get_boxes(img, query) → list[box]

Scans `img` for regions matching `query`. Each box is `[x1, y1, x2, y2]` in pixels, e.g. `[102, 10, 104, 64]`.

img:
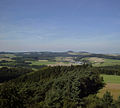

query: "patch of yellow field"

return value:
[88, 57, 104, 63]
[55, 57, 73, 62]
[0, 54, 15, 58]
[48, 62, 74, 66]
[97, 83, 120, 100]
[63, 57, 73, 61]
[68, 52, 90, 55]
[38, 60, 48, 62]
[0, 58, 13, 61]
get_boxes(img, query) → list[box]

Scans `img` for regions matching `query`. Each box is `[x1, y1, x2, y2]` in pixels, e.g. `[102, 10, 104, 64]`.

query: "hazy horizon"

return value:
[0, 0, 120, 53]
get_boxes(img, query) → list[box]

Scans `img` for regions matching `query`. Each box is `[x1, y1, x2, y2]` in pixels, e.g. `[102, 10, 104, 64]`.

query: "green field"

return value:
[0, 66, 3, 68]
[98, 74, 120, 99]
[82, 57, 120, 67]
[4, 54, 16, 58]
[0, 58, 13, 61]
[101, 74, 120, 83]
[29, 60, 56, 65]
[94, 59, 120, 67]
[0, 54, 16, 58]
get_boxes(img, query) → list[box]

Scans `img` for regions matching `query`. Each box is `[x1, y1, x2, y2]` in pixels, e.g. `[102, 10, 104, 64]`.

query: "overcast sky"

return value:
[0, 0, 120, 53]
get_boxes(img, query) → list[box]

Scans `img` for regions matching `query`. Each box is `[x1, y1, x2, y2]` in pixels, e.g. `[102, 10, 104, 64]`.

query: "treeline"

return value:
[74, 54, 120, 61]
[13, 52, 73, 61]
[0, 67, 32, 83]
[80, 91, 120, 108]
[1, 65, 120, 107]
[98, 65, 120, 75]
[0, 65, 104, 108]
[0, 60, 46, 69]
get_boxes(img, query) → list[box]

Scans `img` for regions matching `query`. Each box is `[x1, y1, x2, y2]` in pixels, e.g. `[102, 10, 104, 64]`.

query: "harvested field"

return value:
[88, 57, 104, 63]
[98, 83, 120, 100]
[48, 62, 73, 66]
[0, 58, 13, 61]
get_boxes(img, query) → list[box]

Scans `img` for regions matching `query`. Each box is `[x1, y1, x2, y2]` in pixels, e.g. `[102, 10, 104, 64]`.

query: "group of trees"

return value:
[0, 65, 104, 108]
[0, 59, 46, 70]
[74, 54, 120, 61]
[0, 67, 32, 83]
[1, 64, 120, 108]
[97, 66, 120, 75]
[81, 91, 120, 108]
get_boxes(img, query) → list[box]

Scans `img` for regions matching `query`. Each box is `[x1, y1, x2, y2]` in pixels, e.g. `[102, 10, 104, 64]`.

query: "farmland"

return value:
[98, 74, 120, 99]
[101, 74, 120, 83]
[82, 57, 120, 67]
[29, 60, 74, 66]
[1, 52, 120, 107]
[98, 83, 120, 100]
[29, 60, 56, 65]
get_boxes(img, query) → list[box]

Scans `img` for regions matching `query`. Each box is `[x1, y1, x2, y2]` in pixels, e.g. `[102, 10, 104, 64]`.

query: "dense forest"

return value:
[0, 67, 32, 83]
[0, 64, 120, 108]
[1, 52, 120, 107]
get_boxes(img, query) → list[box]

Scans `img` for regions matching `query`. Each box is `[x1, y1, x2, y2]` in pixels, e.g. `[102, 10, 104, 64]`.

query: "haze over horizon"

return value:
[0, 0, 120, 53]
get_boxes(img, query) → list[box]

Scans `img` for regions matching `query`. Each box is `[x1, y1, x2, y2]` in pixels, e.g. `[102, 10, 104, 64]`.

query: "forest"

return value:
[1, 52, 120, 108]
[0, 64, 120, 108]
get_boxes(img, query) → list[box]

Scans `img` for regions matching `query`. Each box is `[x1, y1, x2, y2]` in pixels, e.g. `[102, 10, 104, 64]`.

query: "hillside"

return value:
[0, 65, 104, 108]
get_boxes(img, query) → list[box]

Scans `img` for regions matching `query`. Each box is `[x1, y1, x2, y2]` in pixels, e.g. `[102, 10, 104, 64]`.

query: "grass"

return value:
[97, 83, 120, 100]
[55, 57, 64, 61]
[94, 59, 120, 67]
[0, 54, 16, 58]
[0, 54, 16, 61]
[68, 52, 90, 55]
[82, 57, 120, 67]
[0, 66, 3, 68]
[0, 58, 13, 61]
[4, 54, 16, 58]
[101, 74, 120, 83]
[97, 74, 120, 99]
[30, 60, 56, 65]
[28, 60, 75, 66]
[55, 57, 73, 62]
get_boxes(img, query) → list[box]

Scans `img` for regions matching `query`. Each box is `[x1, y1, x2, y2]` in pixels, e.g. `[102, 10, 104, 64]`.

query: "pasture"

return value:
[98, 74, 120, 99]
[94, 59, 120, 67]
[101, 74, 120, 83]
[29, 60, 56, 65]
[29, 59, 75, 66]
[0, 58, 13, 61]
[82, 57, 120, 67]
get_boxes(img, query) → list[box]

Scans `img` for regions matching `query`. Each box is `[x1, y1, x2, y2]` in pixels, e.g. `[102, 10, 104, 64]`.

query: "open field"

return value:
[81, 57, 104, 63]
[0, 54, 16, 58]
[29, 59, 76, 66]
[88, 57, 104, 63]
[3, 54, 16, 58]
[94, 59, 120, 67]
[55, 57, 74, 62]
[82, 57, 120, 67]
[98, 74, 120, 99]
[0, 58, 13, 61]
[68, 52, 90, 55]
[101, 74, 120, 83]
[29, 60, 56, 65]
[48, 62, 73, 66]
[98, 83, 120, 100]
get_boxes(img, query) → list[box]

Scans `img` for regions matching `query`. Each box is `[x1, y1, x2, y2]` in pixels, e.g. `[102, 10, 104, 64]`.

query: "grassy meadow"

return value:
[29, 60, 56, 65]
[94, 59, 120, 67]
[29, 60, 71, 66]
[82, 57, 120, 67]
[101, 74, 120, 83]
[98, 74, 120, 99]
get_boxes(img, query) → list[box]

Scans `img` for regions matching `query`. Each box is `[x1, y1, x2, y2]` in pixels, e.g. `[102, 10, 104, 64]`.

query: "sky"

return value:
[0, 0, 120, 53]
